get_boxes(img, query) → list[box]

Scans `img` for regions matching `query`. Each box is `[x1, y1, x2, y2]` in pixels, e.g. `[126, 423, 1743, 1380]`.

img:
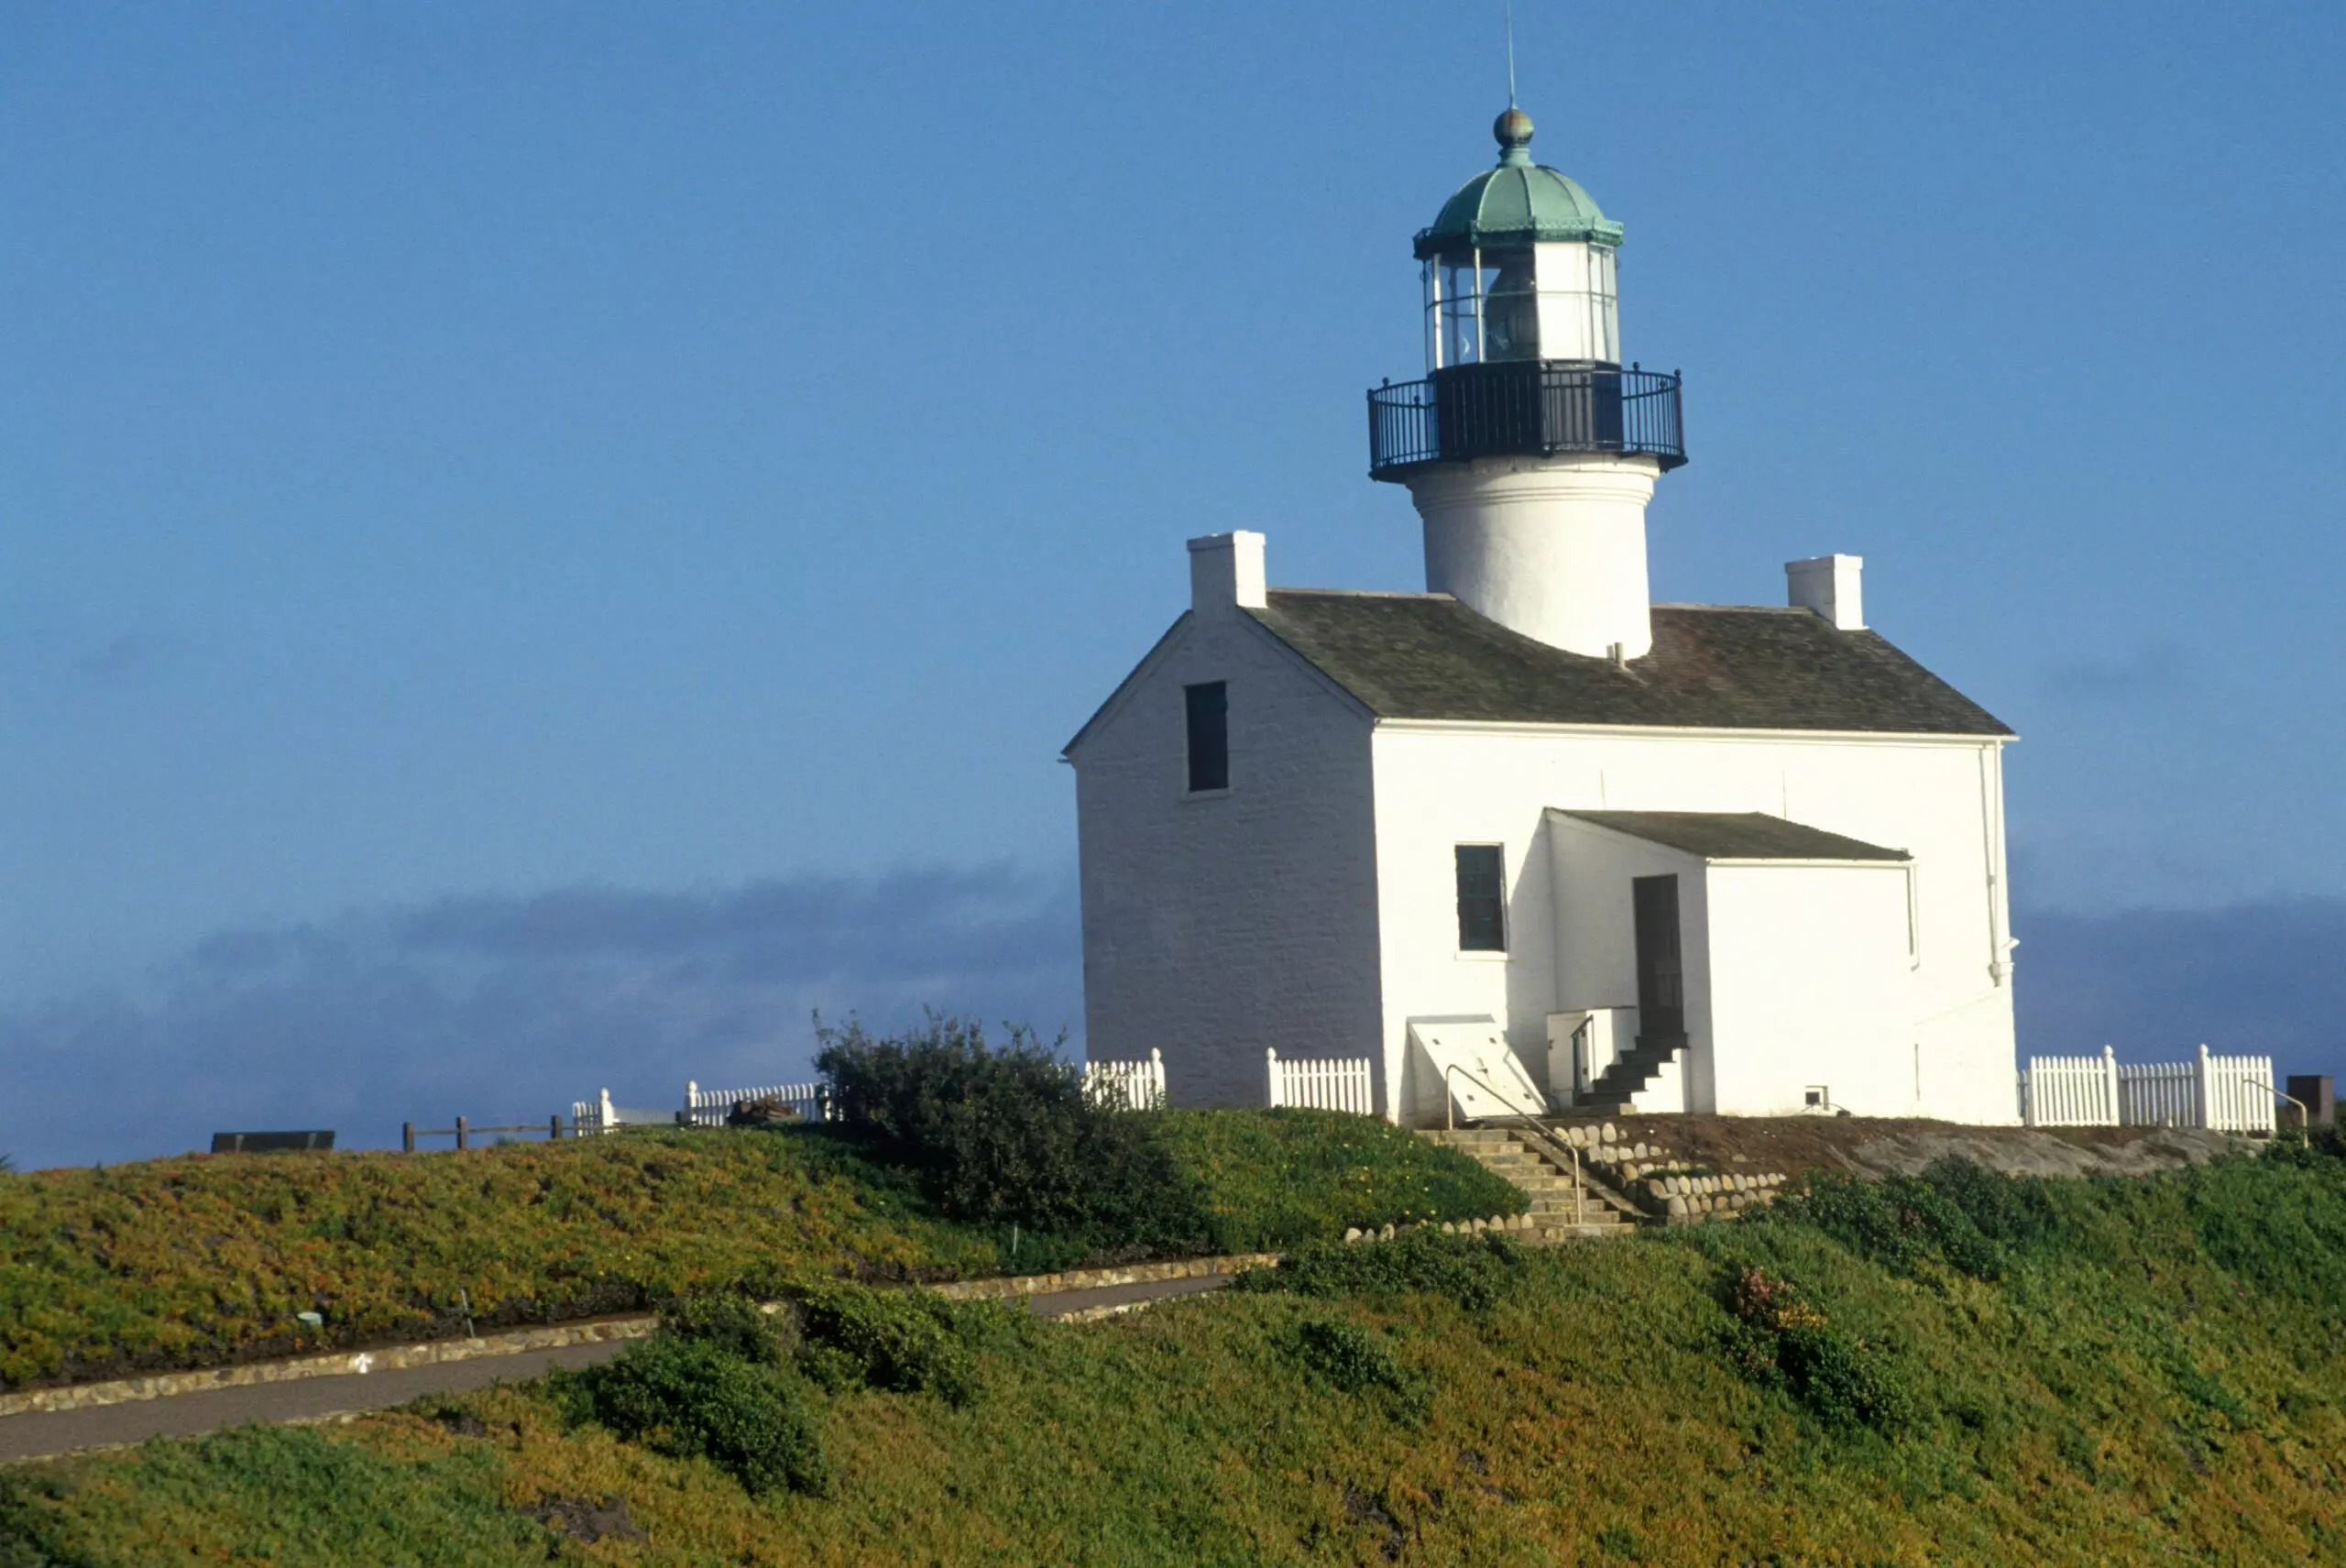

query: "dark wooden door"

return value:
[1632, 874, 1686, 1043]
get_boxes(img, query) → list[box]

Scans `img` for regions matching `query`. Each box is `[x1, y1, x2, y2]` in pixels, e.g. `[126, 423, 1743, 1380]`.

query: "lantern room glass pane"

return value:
[1437, 257, 1483, 367]
[1481, 247, 1539, 361]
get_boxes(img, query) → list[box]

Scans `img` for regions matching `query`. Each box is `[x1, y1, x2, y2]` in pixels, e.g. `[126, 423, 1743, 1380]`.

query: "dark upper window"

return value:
[1455, 844, 1506, 951]
[1184, 682, 1228, 793]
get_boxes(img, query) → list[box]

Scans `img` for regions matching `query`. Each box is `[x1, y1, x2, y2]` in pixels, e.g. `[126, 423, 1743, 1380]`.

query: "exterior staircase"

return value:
[1571, 1033, 1684, 1115]
[1419, 1127, 1648, 1239]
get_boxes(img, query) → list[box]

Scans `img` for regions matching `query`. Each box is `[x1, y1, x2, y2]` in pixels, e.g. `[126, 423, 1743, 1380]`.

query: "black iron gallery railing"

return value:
[1367, 361, 1687, 477]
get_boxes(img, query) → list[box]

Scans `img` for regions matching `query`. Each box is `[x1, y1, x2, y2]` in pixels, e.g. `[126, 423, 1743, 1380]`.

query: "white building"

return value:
[1066, 107, 2018, 1127]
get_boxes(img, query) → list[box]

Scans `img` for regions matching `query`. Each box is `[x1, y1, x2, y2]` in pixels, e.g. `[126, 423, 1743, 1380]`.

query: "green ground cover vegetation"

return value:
[10, 1140, 2346, 1564]
[0, 1019, 1516, 1390]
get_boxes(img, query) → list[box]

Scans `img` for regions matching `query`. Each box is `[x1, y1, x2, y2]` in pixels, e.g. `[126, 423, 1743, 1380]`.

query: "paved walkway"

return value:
[0, 1272, 1236, 1464]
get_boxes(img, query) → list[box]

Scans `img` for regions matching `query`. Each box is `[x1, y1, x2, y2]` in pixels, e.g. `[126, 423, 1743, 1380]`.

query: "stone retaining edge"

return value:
[0, 1317, 657, 1420]
[0, 1252, 1290, 1420]
[929, 1253, 1281, 1300]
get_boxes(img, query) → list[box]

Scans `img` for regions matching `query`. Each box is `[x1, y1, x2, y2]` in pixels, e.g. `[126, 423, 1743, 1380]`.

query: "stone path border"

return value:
[931, 1253, 1280, 1302]
[0, 1252, 1287, 1422]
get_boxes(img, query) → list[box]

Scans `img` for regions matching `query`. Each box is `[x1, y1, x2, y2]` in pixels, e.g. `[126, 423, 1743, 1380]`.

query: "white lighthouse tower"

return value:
[1368, 106, 1685, 659]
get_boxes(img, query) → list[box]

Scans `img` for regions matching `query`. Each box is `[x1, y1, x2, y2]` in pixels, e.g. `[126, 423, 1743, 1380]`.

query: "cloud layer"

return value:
[0, 867, 1080, 1170]
[2015, 898, 2346, 1080]
[5, 870, 2340, 1172]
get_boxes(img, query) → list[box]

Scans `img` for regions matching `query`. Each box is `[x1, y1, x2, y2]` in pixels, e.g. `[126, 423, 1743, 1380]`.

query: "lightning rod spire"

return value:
[1505, 2, 1518, 107]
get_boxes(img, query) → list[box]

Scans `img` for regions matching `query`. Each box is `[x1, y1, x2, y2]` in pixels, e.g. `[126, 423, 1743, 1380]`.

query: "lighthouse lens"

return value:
[1482, 248, 1539, 362]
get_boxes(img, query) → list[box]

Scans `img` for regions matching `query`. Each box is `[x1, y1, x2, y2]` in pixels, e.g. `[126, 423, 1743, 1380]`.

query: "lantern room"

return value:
[1417, 106, 1624, 370]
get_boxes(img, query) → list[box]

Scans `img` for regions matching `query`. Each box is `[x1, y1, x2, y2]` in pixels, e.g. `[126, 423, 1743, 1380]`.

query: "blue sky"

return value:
[5, 3, 2343, 1166]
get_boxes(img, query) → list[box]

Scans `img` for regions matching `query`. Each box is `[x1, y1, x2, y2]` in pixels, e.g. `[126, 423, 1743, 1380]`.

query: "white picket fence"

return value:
[1266, 1047, 1376, 1114]
[684, 1080, 830, 1126]
[1082, 1049, 1167, 1110]
[2018, 1045, 2276, 1134]
[569, 1089, 680, 1135]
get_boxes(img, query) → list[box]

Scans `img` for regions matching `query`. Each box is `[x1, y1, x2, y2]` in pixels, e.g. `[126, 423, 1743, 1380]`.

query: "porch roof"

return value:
[1552, 810, 1910, 862]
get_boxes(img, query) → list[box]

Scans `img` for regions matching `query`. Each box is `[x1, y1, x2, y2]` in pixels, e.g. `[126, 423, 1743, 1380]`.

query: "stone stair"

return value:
[1428, 1121, 1795, 1229]
[1418, 1127, 1645, 1240]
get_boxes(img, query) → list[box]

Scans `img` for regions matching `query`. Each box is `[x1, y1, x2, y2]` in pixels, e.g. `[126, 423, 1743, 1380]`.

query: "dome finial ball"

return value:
[1495, 106, 1534, 150]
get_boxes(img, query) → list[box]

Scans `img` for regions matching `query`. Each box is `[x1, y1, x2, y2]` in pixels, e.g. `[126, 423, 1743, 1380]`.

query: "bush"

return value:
[791, 1282, 1011, 1406]
[660, 1290, 788, 1366]
[1721, 1266, 1913, 1435]
[1775, 1162, 2012, 1280]
[563, 1325, 828, 1497]
[1288, 1318, 1417, 1401]
[816, 1014, 1206, 1250]
[0, 1470, 91, 1568]
[1235, 1230, 1527, 1311]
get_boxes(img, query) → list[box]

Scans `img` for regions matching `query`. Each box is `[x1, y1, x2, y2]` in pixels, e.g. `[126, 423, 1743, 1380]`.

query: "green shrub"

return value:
[1913, 1157, 2063, 1254]
[0, 1470, 92, 1568]
[1775, 1163, 2010, 1280]
[816, 1014, 1207, 1250]
[1720, 1266, 1913, 1435]
[1288, 1317, 1417, 1400]
[1236, 1230, 1527, 1311]
[660, 1289, 788, 1365]
[791, 1282, 1014, 1406]
[563, 1332, 828, 1497]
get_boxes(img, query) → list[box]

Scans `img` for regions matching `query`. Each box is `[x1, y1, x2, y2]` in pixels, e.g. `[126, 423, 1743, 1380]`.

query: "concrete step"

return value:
[1525, 1222, 1635, 1244]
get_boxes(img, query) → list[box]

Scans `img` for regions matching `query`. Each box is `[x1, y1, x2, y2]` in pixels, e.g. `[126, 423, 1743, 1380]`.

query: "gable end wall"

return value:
[1070, 612, 1383, 1109]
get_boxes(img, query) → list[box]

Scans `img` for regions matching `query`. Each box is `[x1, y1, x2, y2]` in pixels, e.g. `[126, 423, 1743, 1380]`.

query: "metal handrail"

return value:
[2246, 1079, 2310, 1134]
[1443, 1064, 1584, 1229]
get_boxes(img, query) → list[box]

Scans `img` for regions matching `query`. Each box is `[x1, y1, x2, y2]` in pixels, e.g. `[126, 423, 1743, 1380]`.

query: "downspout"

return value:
[1979, 742, 2013, 986]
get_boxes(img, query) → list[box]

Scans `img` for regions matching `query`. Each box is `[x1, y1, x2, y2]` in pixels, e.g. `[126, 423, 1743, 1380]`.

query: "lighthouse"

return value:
[1067, 101, 2019, 1130]
[1368, 106, 1685, 660]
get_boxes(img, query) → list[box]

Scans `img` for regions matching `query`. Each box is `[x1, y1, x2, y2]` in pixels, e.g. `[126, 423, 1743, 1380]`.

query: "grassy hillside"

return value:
[0, 1112, 1517, 1391]
[10, 1143, 2346, 1564]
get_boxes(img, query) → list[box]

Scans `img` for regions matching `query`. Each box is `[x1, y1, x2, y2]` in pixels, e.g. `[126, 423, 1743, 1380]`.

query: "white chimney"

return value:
[1189, 532, 1267, 614]
[1786, 554, 1865, 630]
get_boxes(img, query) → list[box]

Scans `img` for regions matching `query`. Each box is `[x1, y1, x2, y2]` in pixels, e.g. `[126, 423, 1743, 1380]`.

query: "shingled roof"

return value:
[1244, 590, 2012, 737]
[1552, 810, 1911, 861]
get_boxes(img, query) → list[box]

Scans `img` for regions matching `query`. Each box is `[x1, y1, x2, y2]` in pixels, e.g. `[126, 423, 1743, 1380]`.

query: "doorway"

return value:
[1632, 874, 1686, 1046]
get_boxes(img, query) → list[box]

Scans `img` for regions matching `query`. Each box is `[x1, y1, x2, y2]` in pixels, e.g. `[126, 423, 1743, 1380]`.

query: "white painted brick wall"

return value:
[1070, 609, 1384, 1110]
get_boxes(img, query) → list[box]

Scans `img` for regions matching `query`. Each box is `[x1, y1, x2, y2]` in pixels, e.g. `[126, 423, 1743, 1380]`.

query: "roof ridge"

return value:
[1264, 587, 1455, 603]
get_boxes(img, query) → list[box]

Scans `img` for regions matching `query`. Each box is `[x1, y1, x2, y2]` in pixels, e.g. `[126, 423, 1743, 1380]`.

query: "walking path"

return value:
[0, 1270, 1242, 1464]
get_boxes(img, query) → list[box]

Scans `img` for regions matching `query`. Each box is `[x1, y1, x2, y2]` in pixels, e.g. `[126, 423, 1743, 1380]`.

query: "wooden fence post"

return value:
[402, 1122, 415, 1154]
[2102, 1045, 2121, 1126]
[1266, 1047, 1280, 1109]
[2194, 1045, 2212, 1131]
[549, 1114, 561, 1140]
[455, 1115, 468, 1151]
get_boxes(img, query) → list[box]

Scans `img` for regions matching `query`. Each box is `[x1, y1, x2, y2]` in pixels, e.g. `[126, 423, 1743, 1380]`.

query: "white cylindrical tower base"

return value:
[1406, 453, 1661, 659]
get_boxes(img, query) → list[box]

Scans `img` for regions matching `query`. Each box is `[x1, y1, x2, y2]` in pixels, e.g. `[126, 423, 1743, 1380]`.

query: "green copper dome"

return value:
[1413, 108, 1623, 260]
